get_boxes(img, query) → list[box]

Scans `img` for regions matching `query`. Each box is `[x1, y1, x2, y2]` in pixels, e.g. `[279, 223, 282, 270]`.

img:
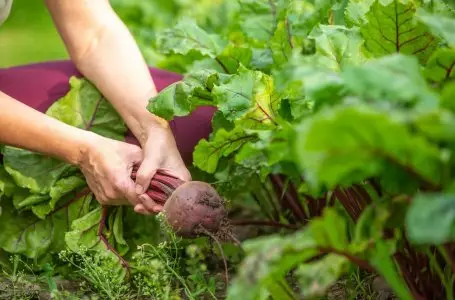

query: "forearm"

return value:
[0, 91, 90, 165]
[45, 0, 165, 145]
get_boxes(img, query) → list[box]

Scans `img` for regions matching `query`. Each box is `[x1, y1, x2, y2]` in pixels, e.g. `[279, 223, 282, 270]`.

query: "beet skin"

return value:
[162, 181, 226, 237]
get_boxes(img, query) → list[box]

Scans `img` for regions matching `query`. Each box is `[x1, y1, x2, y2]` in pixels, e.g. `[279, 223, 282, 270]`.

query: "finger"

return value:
[139, 193, 163, 213]
[159, 166, 191, 182]
[135, 158, 159, 195]
[134, 203, 153, 215]
[115, 175, 141, 206]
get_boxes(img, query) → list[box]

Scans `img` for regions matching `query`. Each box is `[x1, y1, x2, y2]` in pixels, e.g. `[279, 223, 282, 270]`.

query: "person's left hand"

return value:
[132, 122, 191, 215]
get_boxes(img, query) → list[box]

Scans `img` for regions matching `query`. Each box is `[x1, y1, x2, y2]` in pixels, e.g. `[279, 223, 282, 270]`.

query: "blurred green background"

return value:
[0, 0, 68, 67]
[0, 0, 235, 69]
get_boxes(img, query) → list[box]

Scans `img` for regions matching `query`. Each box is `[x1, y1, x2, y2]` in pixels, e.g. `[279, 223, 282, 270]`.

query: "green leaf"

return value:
[441, 82, 455, 112]
[46, 76, 127, 140]
[274, 53, 344, 115]
[310, 208, 349, 250]
[416, 7, 455, 47]
[65, 206, 128, 282]
[227, 208, 352, 300]
[0, 192, 92, 261]
[213, 68, 281, 129]
[237, 0, 281, 42]
[264, 278, 295, 300]
[0, 166, 18, 198]
[226, 229, 319, 300]
[341, 54, 439, 110]
[32, 176, 87, 219]
[295, 254, 349, 298]
[193, 126, 256, 173]
[211, 160, 262, 198]
[235, 127, 295, 175]
[367, 240, 413, 300]
[308, 24, 366, 69]
[147, 69, 220, 120]
[2, 147, 76, 194]
[109, 207, 129, 256]
[345, 0, 375, 25]
[410, 109, 455, 143]
[406, 193, 455, 244]
[287, 0, 339, 37]
[424, 48, 455, 86]
[270, 20, 293, 66]
[250, 48, 274, 72]
[65, 206, 103, 252]
[295, 105, 443, 191]
[358, 0, 438, 62]
[216, 44, 253, 74]
[156, 17, 227, 58]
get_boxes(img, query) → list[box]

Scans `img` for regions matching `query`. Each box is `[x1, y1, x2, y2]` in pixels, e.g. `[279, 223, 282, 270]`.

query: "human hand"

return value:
[77, 132, 144, 206]
[132, 121, 191, 215]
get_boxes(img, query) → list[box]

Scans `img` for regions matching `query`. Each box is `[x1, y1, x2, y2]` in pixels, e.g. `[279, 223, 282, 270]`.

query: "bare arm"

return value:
[44, 0, 190, 213]
[0, 90, 144, 206]
[44, 0, 164, 145]
[0, 91, 90, 164]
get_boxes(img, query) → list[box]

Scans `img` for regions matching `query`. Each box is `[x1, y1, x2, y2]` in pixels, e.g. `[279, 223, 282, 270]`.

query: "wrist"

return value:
[69, 130, 101, 167]
[130, 110, 171, 146]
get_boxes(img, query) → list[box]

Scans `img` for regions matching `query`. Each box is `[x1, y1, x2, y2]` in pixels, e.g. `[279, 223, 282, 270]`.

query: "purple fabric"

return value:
[0, 60, 216, 164]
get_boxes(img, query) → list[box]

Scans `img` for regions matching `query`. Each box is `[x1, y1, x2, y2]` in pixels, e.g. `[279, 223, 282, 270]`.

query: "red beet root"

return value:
[162, 181, 226, 237]
[131, 167, 226, 237]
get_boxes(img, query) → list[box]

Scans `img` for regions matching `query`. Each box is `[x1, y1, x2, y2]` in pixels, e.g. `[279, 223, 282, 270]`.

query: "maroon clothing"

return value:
[0, 60, 215, 164]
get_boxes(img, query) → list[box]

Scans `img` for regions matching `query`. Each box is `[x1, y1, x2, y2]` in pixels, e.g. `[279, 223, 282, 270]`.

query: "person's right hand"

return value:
[77, 132, 144, 207]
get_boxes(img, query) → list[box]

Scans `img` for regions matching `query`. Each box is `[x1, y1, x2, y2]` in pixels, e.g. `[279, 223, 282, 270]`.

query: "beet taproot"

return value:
[131, 167, 226, 237]
[162, 181, 226, 237]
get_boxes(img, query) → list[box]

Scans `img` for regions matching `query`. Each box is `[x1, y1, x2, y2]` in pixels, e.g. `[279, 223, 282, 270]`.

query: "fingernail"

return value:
[135, 184, 143, 194]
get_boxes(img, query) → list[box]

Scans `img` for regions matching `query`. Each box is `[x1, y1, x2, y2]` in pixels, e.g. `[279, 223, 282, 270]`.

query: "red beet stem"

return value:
[131, 165, 185, 204]
[146, 190, 168, 203]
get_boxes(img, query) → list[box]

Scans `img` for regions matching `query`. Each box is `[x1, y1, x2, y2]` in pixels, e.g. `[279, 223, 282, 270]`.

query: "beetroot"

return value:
[162, 181, 226, 237]
[131, 166, 226, 238]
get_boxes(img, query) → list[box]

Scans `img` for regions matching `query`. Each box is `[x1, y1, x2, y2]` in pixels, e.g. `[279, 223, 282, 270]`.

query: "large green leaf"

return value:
[0, 192, 93, 261]
[156, 17, 227, 58]
[2, 147, 76, 194]
[193, 126, 257, 173]
[147, 69, 221, 120]
[410, 109, 455, 143]
[227, 207, 411, 300]
[66, 206, 129, 256]
[273, 53, 344, 115]
[235, 127, 296, 177]
[216, 44, 253, 74]
[358, 0, 437, 62]
[32, 176, 87, 219]
[406, 193, 455, 244]
[0, 166, 18, 198]
[212, 68, 282, 129]
[295, 105, 443, 191]
[424, 48, 455, 86]
[226, 229, 318, 300]
[287, 0, 339, 37]
[416, 7, 455, 47]
[269, 20, 294, 66]
[308, 24, 366, 70]
[237, 0, 284, 42]
[296, 255, 349, 298]
[345, 0, 375, 25]
[46, 76, 127, 140]
[341, 54, 439, 110]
